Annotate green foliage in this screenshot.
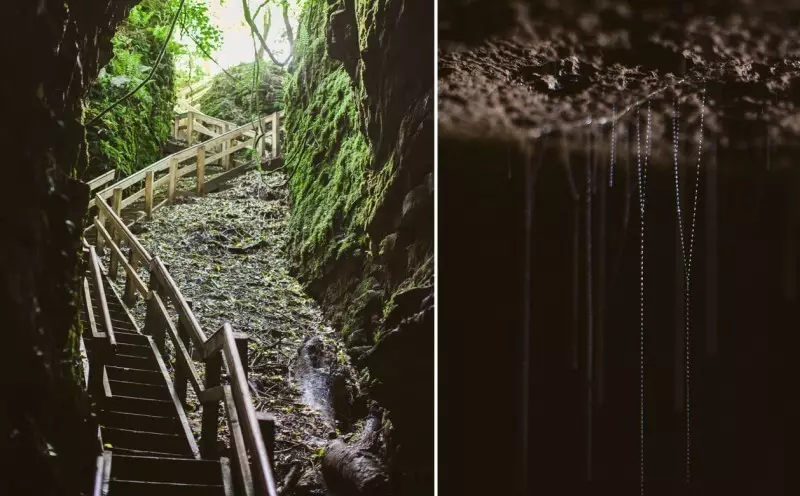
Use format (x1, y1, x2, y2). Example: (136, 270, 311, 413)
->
(84, 0, 221, 178)
(283, 0, 373, 280)
(196, 61, 287, 125)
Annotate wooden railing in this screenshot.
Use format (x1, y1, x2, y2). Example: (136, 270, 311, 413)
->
(82, 107, 282, 495)
(88, 110, 282, 219)
(83, 245, 117, 399)
(144, 255, 278, 496)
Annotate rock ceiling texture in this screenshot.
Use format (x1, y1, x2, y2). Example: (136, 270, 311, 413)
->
(439, 0, 800, 151)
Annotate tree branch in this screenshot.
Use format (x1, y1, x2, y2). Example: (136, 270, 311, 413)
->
(242, 0, 292, 67)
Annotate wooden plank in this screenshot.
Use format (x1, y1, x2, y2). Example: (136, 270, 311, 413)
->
(96, 196, 151, 263)
(92, 455, 104, 496)
(187, 111, 195, 146)
(95, 219, 147, 297)
(176, 162, 198, 180)
(221, 324, 277, 495)
(120, 186, 147, 210)
(145, 170, 154, 219)
(79, 320, 91, 389)
(168, 157, 178, 202)
(123, 250, 139, 306)
(83, 277, 104, 340)
(271, 112, 281, 157)
(143, 293, 166, 355)
(193, 112, 231, 129)
(203, 325, 248, 359)
(223, 385, 255, 496)
(145, 334, 202, 460)
(89, 247, 116, 350)
(108, 189, 122, 279)
(150, 291, 202, 394)
(97, 157, 167, 197)
(220, 457, 235, 496)
(87, 170, 115, 191)
(194, 121, 220, 138)
(101, 451, 112, 495)
(150, 256, 207, 347)
(201, 350, 222, 457)
(257, 412, 275, 466)
(197, 148, 206, 196)
(206, 138, 255, 164)
(198, 385, 225, 404)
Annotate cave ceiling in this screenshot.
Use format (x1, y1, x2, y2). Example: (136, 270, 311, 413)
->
(439, 0, 800, 152)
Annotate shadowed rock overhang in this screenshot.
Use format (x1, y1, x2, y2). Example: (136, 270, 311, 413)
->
(439, 0, 800, 155)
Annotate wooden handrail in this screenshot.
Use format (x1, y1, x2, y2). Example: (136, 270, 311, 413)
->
(95, 196, 152, 264)
(89, 246, 116, 349)
(217, 323, 278, 496)
(149, 256, 207, 347)
(94, 219, 147, 297)
(87, 170, 115, 192)
(94, 112, 276, 204)
(149, 291, 203, 395)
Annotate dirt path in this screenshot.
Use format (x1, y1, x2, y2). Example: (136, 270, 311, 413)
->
(113, 169, 354, 493)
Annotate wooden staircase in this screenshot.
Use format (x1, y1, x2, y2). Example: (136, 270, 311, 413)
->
(81, 107, 282, 495)
(81, 269, 232, 495)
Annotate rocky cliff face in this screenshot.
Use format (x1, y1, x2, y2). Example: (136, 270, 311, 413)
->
(284, 0, 433, 492)
(1, 1, 139, 494)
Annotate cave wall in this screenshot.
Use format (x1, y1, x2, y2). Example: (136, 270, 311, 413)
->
(0, 1, 139, 494)
(283, 0, 433, 491)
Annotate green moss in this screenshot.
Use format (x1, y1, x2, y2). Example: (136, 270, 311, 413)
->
(284, 1, 373, 281)
(84, 0, 178, 178)
(196, 61, 286, 125)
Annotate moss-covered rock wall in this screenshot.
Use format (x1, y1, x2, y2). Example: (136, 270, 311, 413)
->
(1, 1, 140, 494)
(284, 0, 433, 491)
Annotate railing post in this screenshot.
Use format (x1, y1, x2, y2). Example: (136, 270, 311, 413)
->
(145, 170, 154, 219)
(257, 412, 275, 466)
(187, 111, 195, 146)
(201, 351, 222, 458)
(197, 147, 206, 196)
(143, 292, 166, 355)
(257, 121, 266, 164)
(173, 115, 179, 139)
(272, 112, 281, 158)
(96, 209, 106, 252)
(123, 251, 138, 306)
(175, 298, 193, 405)
(88, 342, 106, 398)
(144, 265, 166, 354)
(222, 124, 231, 169)
(168, 157, 178, 203)
(235, 335, 249, 379)
(108, 188, 123, 280)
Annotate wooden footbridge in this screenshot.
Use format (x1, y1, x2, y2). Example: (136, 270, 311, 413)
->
(81, 109, 283, 495)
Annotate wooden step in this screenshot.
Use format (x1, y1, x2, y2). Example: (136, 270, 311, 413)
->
(116, 342, 153, 358)
(106, 366, 164, 385)
(103, 427, 191, 457)
(110, 455, 224, 485)
(101, 411, 182, 435)
(110, 353, 157, 370)
(108, 480, 224, 496)
(105, 395, 177, 417)
(111, 447, 195, 459)
(109, 380, 171, 401)
(110, 331, 149, 346)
